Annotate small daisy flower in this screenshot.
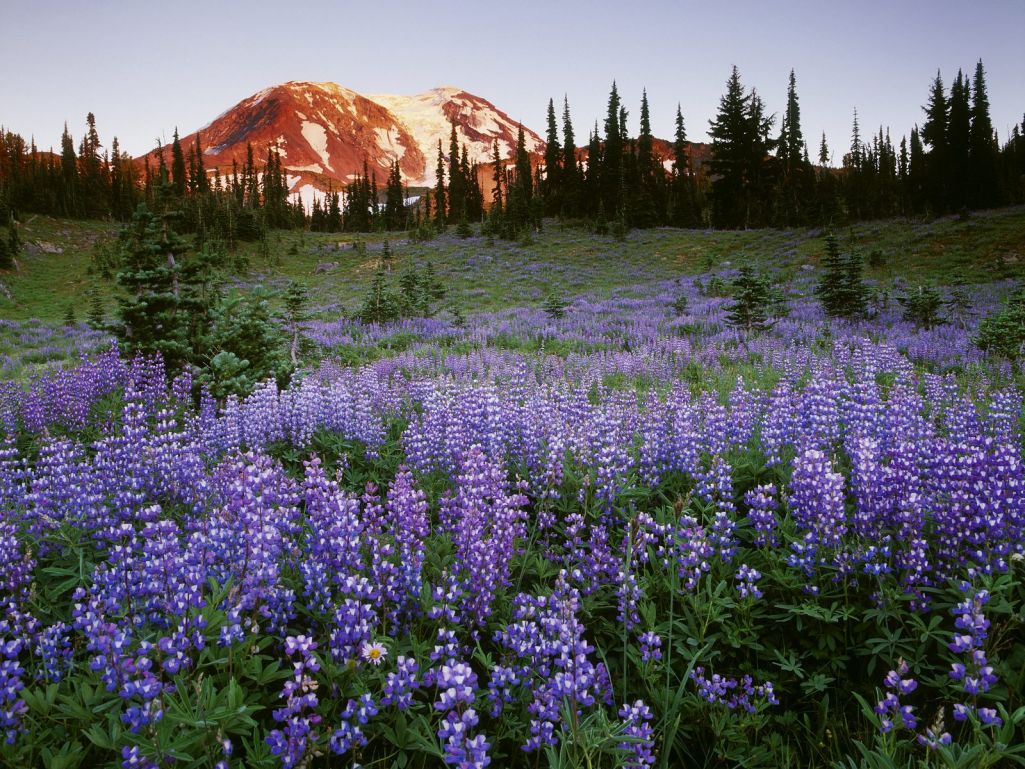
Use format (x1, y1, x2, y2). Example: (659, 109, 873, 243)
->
(361, 641, 388, 666)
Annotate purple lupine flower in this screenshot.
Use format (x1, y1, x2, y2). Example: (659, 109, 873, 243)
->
(735, 563, 763, 600)
(618, 699, 656, 768)
(638, 631, 662, 663)
(874, 659, 917, 733)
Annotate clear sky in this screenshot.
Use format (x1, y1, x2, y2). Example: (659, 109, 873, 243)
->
(2, 0, 1023, 163)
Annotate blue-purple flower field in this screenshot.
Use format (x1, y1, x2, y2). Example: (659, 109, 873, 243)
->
(1, 217, 1024, 769)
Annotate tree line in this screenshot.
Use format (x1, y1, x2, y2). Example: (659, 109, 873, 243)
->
(523, 60, 1023, 233)
(2, 59, 1023, 243)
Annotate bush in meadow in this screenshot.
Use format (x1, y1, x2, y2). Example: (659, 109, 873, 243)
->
(976, 285, 1025, 361)
(898, 285, 947, 329)
(200, 289, 290, 398)
(817, 232, 869, 319)
(726, 265, 781, 333)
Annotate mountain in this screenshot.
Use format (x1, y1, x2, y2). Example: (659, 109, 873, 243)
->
(367, 86, 543, 185)
(139, 81, 544, 208)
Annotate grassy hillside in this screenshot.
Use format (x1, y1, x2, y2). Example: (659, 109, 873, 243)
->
(2, 206, 1023, 323)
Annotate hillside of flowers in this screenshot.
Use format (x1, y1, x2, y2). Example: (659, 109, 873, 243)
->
(1, 271, 1024, 769)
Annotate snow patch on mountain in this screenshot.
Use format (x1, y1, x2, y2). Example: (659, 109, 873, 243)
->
(301, 121, 330, 169)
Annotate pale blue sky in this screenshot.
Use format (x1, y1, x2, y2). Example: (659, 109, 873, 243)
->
(2, 0, 1023, 162)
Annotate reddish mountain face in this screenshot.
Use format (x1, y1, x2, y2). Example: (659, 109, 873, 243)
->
(140, 82, 426, 205)
(139, 81, 544, 209)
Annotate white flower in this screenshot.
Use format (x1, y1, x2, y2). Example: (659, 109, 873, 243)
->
(360, 641, 387, 666)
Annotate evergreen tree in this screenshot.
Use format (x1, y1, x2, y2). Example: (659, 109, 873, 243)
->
(490, 138, 504, 211)
(778, 70, 805, 171)
(0, 219, 15, 271)
(976, 286, 1025, 362)
(776, 70, 810, 225)
(78, 112, 108, 218)
(908, 126, 926, 212)
(282, 280, 310, 366)
(921, 71, 950, 211)
(193, 133, 208, 194)
(447, 123, 465, 223)
(726, 265, 779, 333)
(542, 98, 562, 215)
(816, 232, 867, 319)
(87, 286, 105, 329)
(60, 123, 78, 216)
(898, 285, 946, 329)
(506, 124, 534, 234)
(116, 203, 198, 371)
(202, 290, 289, 398)
(542, 290, 569, 320)
(633, 89, 659, 228)
(969, 59, 999, 208)
(947, 70, 971, 210)
(669, 104, 697, 227)
(170, 128, 187, 198)
(708, 66, 774, 228)
(385, 160, 405, 230)
(601, 81, 624, 221)
(843, 109, 868, 219)
(398, 262, 425, 316)
(359, 267, 400, 324)
(434, 140, 446, 225)
(561, 95, 579, 218)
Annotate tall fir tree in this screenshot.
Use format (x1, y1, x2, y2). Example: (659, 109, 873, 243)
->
(669, 104, 698, 227)
(434, 140, 446, 225)
(385, 160, 405, 230)
(708, 66, 753, 228)
(506, 124, 534, 233)
(601, 81, 624, 220)
(775, 70, 810, 225)
(968, 59, 999, 208)
(490, 138, 504, 211)
(193, 133, 208, 194)
(170, 128, 187, 198)
(116, 203, 198, 370)
(921, 71, 950, 212)
(60, 122, 78, 216)
(561, 95, 579, 218)
(947, 70, 971, 210)
(633, 88, 659, 228)
(447, 122, 464, 223)
(78, 112, 107, 218)
(542, 98, 562, 215)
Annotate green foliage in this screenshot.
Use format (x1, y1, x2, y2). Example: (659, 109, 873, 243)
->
(671, 292, 689, 316)
(976, 286, 1025, 361)
(708, 66, 776, 228)
(283, 280, 311, 366)
(898, 285, 946, 329)
(726, 265, 781, 333)
(817, 233, 869, 319)
(115, 203, 209, 371)
(408, 219, 437, 244)
(543, 290, 570, 320)
(200, 290, 290, 398)
(86, 287, 105, 329)
(358, 267, 401, 324)
(88, 237, 120, 279)
(0, 218, 19, 270)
